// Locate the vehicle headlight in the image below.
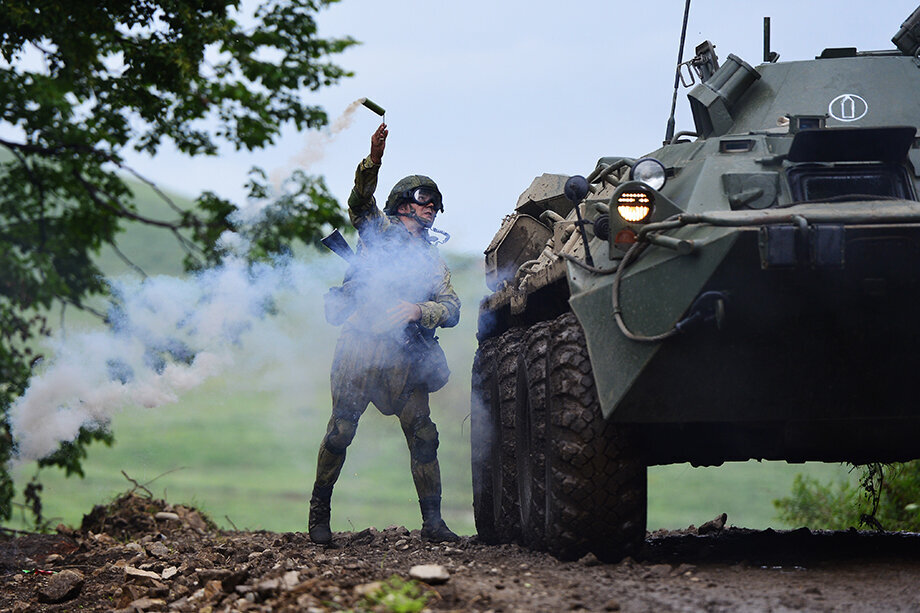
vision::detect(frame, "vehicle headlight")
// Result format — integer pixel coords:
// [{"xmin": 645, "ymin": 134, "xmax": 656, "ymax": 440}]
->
[
  {"xmin": 630, "ymin": 158, "xmax": 667, "ymax": 191},
  {"xmin": 616, "ymin": 189, "xmax": 653, "ymax": 223}
]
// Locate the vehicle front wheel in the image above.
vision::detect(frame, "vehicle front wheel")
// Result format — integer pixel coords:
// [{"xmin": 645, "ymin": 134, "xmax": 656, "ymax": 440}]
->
[{"xmin": 531, "ymin": 312, "xmax": 647, "ymax": 561}]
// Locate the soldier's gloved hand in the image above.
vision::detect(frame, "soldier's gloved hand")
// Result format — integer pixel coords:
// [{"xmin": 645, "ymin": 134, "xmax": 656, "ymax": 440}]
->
[
  {"xmin": 370, "ymin": 123, "xmax": 387, "ymax": 165},
  {"xmin": 383, "ymin": 300, "xmax": 422, "ymax": 330}
]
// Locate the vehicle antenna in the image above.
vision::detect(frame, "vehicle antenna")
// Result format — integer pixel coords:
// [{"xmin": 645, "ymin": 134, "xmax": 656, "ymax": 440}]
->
[
  {"xmin": 764, "ymin": 17, "xmax": 779, "ymax": 62},
  {"xmin": 764, "ymin": 16, "xmax": 771, "ymax": 63},
  {"xmin": 664, "ymin": 0, "xmax": 692, "ymax": 145}
]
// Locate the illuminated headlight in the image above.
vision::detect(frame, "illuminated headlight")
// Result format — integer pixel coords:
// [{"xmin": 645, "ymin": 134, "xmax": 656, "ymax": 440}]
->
[
  {"xmin": 630, "ymin": 158, "xmax": 667, "ymax": 191},
  {"xmin": 617, "ymin": 190, "xmax": 653, "ymax": 223}
]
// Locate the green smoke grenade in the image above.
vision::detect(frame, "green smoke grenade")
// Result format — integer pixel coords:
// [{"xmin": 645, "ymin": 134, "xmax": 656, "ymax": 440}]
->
[{"xmin": 361, "ymin": 98, "xmax": 386, "ymax": 117}]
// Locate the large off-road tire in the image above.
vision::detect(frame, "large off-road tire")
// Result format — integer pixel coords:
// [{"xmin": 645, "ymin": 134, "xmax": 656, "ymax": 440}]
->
[
  {"xmin": 514, "ymin": 321, "xmax": 552, "ymax": 550},
  {"xmin": 522, "ymin": 312, "xmax": 647, "ymax": 561},
  {"xmin": 470, "ymin": 335, "xmax": 500, "ymax": 542},
  {"xmin": 471, "ymin": 327, "xmax": 525, "ymax": 544}
]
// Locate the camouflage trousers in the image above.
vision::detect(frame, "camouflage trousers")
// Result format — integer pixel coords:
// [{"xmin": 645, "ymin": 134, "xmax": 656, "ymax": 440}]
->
[{"xmin": 312, "ymin": 331, "xmax": 442, "ymax": 500}]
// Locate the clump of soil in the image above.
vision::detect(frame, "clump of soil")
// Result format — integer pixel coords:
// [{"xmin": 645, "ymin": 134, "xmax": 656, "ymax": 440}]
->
[
  {"xmin": 2, "ymin": 494, "xmax": 920, "ymax": 612},
  {"xmin": 79, "ymin": 491, "xmax": 214, "ymax": 542}
]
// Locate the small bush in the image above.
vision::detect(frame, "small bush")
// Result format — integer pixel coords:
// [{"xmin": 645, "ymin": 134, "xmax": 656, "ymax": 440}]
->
[{"xmin": 774, "ymin": 461, "xmax": 920, "ymax": 531}]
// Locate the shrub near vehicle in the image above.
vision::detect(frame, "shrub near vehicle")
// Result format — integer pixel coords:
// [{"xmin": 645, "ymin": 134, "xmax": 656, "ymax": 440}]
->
[{"xmin": 471, "ymin": 5, "xmax": 920, "ymax": 561}]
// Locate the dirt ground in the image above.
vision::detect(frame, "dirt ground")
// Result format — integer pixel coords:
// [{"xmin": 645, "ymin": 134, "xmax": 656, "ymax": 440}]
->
[{"xmin": 2, "ymin": 493, "xmax": 919, "ymax": 612}]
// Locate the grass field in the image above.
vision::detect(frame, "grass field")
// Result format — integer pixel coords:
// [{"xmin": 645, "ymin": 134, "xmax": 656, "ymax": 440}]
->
[
  {"xmin": 8, "ymin": 252, "xmax": 856, "ymax": 536},
  {"xmin": 6, "ymin": 181, "xmax": 857, "ymax": 535},
  {"xmin": 9, "ymin": 378, "xmax": 855, "ymax": 535}
]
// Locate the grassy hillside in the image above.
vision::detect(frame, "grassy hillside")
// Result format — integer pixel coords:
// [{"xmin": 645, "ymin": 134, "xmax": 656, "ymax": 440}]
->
[{"xmin": 7, "ymin": 180, "xmax": 856, "ymax": 534}]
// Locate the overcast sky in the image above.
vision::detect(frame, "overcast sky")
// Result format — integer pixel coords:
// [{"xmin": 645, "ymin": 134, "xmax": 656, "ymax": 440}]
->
[{"xmin": 122, "ymin": 0, "xmax": 920, "ymax": 254}]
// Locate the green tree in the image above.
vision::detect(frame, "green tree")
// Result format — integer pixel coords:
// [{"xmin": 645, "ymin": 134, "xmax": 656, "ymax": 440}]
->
[{"xmin": 0, "ymin": 0, "xmax": 355, "ymax": 524}]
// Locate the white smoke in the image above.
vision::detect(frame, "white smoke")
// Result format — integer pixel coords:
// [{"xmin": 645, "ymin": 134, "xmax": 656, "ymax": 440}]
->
[
  {"xmin": 8, "ymin": 257, "xmax": 337, "ymax": 462},
  {"xmin": 8, "ymin": 99, "xmax": 384, "ymax": 464},
  {"xmin": 270, "ymin": 98, "xmax": 366, "ymax": 188}
]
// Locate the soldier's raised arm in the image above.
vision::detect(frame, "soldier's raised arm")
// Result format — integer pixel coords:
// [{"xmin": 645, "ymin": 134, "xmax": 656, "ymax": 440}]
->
[{"xmin": 347, "ymin": 123, "xmax": 388, "ymax": 232}]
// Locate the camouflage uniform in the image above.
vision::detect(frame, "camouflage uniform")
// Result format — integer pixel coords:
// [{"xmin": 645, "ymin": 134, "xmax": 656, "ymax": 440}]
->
[{"xmin": 309, "ymin": 155, "xmax": 460, "ymax": 543}]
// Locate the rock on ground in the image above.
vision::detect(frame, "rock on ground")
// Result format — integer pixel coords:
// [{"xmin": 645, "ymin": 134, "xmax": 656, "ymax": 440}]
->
[
  {"xmin": 409, "ymin": 563, "xmax": 450, "ymax": 584},
  {"xmin": 37, "ymin": 569, "xmax": 84, "ymax": 603}
]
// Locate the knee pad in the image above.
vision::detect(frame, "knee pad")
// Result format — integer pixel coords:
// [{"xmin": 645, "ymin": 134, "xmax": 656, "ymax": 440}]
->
[
  {"xmin": 410, "ymin": 417, "xmax": 439, "ymax": 464},
  {"xmin": 324, "ymin": 417, "xmax": 358, "ymax": 455}
]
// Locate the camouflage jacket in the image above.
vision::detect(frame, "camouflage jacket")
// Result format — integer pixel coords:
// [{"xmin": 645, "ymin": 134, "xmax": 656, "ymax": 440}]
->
[{"xmin": 341, "ymin": 156, "xmax": 460, "ymax": 335}]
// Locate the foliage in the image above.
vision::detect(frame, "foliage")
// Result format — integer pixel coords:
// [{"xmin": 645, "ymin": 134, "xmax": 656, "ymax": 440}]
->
[
  {"xmin": 193, "ymin": 167, "xmax": 348, "ymax": 268},
  {"xmin": 353, "ymin": 576, "xmax": 433, "ymax": 613},
  {"xmin": 774, "ymin": 461, "xmax": 920, "ymax": 531},
  {"xmin": 773, "ymin": 474, "xmax": 860, "ymax": 530},
  {"xmin": 0, "ymin": 0, "xmax": 355, "ymax": 523}
]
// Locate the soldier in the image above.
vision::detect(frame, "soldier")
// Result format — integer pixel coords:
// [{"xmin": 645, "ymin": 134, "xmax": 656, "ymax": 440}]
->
[{"xmin": 309, "ymin": 123, "xmax": 461, "ymax": 544}]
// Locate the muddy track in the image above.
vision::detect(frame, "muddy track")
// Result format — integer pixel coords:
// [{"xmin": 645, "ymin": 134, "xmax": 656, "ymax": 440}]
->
[{"xmin": 2, "ymin": 494, "xmax": 919, "ymax": 612}]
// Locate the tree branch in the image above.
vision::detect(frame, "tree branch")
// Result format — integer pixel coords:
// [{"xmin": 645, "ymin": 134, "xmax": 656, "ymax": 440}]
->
[
  {"xmin": 72, "ymin": 169, "xmax": 206, "ymax": 267},
  {"xmin": 0, "ymin": 137, "xmax": 177, "ymax": 231},
  {"xmin": 1, "ymin": 136, "xmax": 191, "ymax": 219},
  {"xmin": 74, "ymin": 171, "xmax": 183, "ymax": 229},
  {"xmin": 0, "ymin": 137, "xmax": 100, "ymax": 158},
  {"xmin": 170, "ymin": 228, "xmax": 205, "ymax": 266},
  {"xmin": 58, "ymin": 297, "xmax": 107, "ymax": 321},
  {"xmin": 2, "ymin": 137, "xmax": 228, "ymax": 270},
  {"xmin": 121, "ymin": 470, "xmax": 153, "ymax": 499},
  {"xmin": 0, "ymin": 140, "xmax": 47, "ymax": 248},
  {"xmin": 109, "ymin": 158, "xmax": 188, "ymax": 217},
  {"xmin": 108, "ymin": 241, "xmax": 148, "ymax": 278}
]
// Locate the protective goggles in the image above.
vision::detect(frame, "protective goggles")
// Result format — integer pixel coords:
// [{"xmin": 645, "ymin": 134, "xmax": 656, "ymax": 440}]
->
[{"xmin": 401, "ymin": 187, "xmax": 443, "ymax": 212}]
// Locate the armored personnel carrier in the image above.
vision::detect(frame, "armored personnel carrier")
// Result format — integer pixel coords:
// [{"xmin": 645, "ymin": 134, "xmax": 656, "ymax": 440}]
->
[{"xmin": 471, "ymin": 6, "xmax": 920, "ymax": 561}]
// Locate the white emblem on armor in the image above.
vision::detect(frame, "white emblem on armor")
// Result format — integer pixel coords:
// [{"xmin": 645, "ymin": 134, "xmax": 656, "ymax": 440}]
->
[{"xmin": 828, "ymin": 94, "xmax": 868, "ymax": 122}]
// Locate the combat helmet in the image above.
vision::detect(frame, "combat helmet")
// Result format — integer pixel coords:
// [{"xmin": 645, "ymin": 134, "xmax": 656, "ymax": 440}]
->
[{"xmin": 384, "ymin": 175, "xmax": 444, "ymax": 215}]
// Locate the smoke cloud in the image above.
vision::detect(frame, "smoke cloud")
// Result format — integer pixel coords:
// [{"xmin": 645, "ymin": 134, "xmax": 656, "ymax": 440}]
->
[
  {"xmin": 8, "ymin": 224, "xmax": 459, "ymax": 465},
  {"xmin": 8, "ymin": 256, "xmax": 340, "ymax": 463}
]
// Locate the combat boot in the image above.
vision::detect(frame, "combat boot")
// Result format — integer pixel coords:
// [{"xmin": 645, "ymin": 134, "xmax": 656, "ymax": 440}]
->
[
  {"xmin": 419, "ymin": 495, "xmax": 459, "ymax": 542},
  {"xmin": 308, "ymin": 484, "xmax": 333, "ymax": 545}
]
